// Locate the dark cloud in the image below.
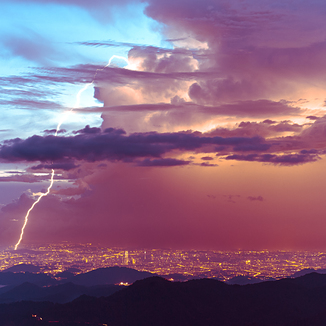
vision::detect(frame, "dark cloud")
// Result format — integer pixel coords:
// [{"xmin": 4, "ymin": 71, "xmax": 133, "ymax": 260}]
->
[
  {"xmin": 44, "ymin": 129, "xmax": 66, "ymax": 134},
  {"xmin": 206, "ymin": 120, "xmax": 304, "ymax": 138},
  {"xmin": 74, "ymin": 125, "xmax": 102, "ymax": 134},
  {"xmin": 225, "ymin": 153, "xmax": 319, "ymax": 165},
  {"xmin": 200, "ymin": 162, "xmax": 218, "ymax": 167},
  {"xmin": 247, "ymin": 196, "xmax": 264, "ymax": 202},
  {"xmin": 262, "ymin": 120, "xmax": 277, "ymax": 125},
  {"xmin": 137, "ymin": 158, "xmax": 190, "ymax": 167},
  {"xmin": 223, "ymin": 194, "xmax": 240, "ymax": 204},
  {"xmin": 31, "ymin": 161, "xmax": 80, "ymax": 171},
  {"xmin": 300, "ymin": 149, "xmax": 319, "ymax": 154},
  {"xmin": 0, "ymin": 128, "xmax": 271, "ymax": 166},
  {"xmin": 0, "ymin": 126, "xmax": 271, "ymax": 170},
  {"xmin": 103, "ymin": 127, "xmax": 126, "ymax": 134},
  {"xmin": 306, "ymin": 116, "xmax": 320, "ymax": 120},
  {"xmin": 2, "ymin": 122, "xmax": 325, "ymax": 168}
]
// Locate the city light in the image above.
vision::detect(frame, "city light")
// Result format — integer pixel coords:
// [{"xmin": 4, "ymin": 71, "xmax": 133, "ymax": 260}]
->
[{"xmin": 4, "ymin": 243, "xmax": 326, "ymax": 281}]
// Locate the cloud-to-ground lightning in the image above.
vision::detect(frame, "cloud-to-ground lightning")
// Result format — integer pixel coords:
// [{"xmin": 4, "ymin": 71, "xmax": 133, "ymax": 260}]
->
[
  {"xmin": 14, "ymin": 54, "xmax": 129, "ymax": 250},
  {"xmin": 14, "ymin": 170, "xmax": 55, "ymax": 250}
]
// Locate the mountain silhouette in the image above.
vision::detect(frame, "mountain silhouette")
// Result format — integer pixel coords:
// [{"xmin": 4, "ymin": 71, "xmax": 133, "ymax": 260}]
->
[
  {"xmin": 227, "ymin": 275, "xmax": 274, "ymax": 285},
  {"xmin": 0, "ymin": 266, "xmax": 155, "ymax": 288},
  {"xmin": 291, "ymin": 268, "xmax": 326, "ymax": 278},
  {"xmin": 67, "ymin": 266, "xmax": 155, "ymax": 286},
  {"xmin": 3, "ymin": 264, "xmax": 41, "ymax": 273},
  {"xmin": 0, "ymin": 282, "xmax": 122, "ymax": 304},
  {"xmin": 0, "ymin": 271, "xmax": 56, "ymax": 287},
  {"xmin": 2, "ymin": 273, "xmax": 326, "ymax": 325},
  {"xmin": 0, "ymin": 266, "xmax": 156, "ymax": 305}
]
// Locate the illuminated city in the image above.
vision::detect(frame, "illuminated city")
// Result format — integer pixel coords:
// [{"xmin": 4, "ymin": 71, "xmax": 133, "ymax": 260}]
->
[{"xmin": 2, "ymin": 243, "xmax": 326, "ymax": 281}]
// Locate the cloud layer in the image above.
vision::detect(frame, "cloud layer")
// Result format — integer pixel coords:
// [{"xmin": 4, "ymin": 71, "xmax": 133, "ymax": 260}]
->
[{"xmin": 2, "ymin": 0, "xmax": 326, "ymax": 250}]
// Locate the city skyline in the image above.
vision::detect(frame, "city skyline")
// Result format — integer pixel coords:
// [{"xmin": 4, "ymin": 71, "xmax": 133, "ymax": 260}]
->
[
  {"xmin": 1, "ymin": 0, "xmax": 326, "ymax": 250},
  {"xmin": 2, "ymin": 242, "xmax": 326, "ymax": 281}
]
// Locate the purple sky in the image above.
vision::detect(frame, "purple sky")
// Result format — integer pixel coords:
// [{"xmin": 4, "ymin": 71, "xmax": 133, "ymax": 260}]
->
[{"xmin": 1, "ymin": 0, "xmax": 326, "ymax": 250}]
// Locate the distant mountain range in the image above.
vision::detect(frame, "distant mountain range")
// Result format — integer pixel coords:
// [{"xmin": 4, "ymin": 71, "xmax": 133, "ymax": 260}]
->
[
  {"xmin": 2, "ymin": 273, "xmax": 326, "ymax": 325},
  {"xmin": 0, "ymin": 266, "xmax": 155, "ymax": 303},
  {"xmin": 0, "ymin": 265, "xmax": 155, "ymax": 285},
  {"xmin": 1, "ymin": 264, "xmax": 326, "ymax": 302},
  {"xmin": 0, "ymin": 269, "xmax": 56, "ymax": 287},
  {"xmin": 0, "ymin": 281, "xmax": 121, "ymax": 304},
  {"xmin": 4, "ymin": 264, "xmax": 42, "ymax": 273},
  {"xmin": 69, "ymin": 266, "xmax": 155, "ymax": 286}
]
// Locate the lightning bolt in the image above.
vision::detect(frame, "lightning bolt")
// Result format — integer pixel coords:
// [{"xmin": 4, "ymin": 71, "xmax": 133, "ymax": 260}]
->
[
  {"xmin": 14, "ymin": 54, "xmax": 129, "ymax": 250},
  {"xmin": 14, "ymin": 170, "xmax": 55, "ymax": 250}
]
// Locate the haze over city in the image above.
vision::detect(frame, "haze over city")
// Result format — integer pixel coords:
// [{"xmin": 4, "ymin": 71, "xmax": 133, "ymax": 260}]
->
[{"xmin": 1, "ymin": 0, "xmax": 326, "ymax": 252}]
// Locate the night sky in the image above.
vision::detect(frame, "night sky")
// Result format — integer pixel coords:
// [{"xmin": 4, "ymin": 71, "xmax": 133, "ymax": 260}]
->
[{"xmin": 1, "ymin": 0, "xmax": 326, "ymax": 250}]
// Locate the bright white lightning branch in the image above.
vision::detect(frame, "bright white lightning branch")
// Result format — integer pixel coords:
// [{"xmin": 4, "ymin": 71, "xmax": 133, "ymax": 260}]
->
[
  {"xmin": 56, "ymin": 55, "xmax": 129, "ymax": 131},
  {"xmin": 14, "ymin": 169, "xmax": 55, "ymax": 250},
  {"xmin": 14, "ymin": 55, "xmax": 129, "ymax": 250}
]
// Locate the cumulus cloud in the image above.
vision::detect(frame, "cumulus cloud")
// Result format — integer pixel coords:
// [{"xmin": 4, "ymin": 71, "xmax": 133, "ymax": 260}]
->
[{"xmin": 144, "ymin": 0, "xmax": 326, "ymax": 105}]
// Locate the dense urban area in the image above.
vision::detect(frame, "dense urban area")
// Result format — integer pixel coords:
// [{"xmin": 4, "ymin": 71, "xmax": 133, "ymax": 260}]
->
[{"xmin": 1, "ymin": 243, "xmax": 326, "ymax": 280}]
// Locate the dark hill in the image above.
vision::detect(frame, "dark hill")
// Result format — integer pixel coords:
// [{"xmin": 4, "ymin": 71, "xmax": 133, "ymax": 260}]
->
[
  {"xmin": 291, "ymin": 271, "xmax": 326, "ymax": 288},
  {"xmin": 4, "ymin": 264, "xmax": 41, "ymax": 273},
  {"xmin": 0, "ymin": 271, "xmax": 56, "ymax": 287},
  {"xmin": 227, "ymin": 275, "xmax": 269, "ymax": 285},
  {"xmin": 3, "ymin": 273, "xmax": 326, "ymax": 325},
  {"xmin": 0, "ymin": 281, "xmax": 122, "ymax": 304},
  {"xmin": 291, "ymin": 268, "xmax": 326, "ymax": 278},
  {"xmin": 0, "ymin": 282, "xmax": 43, "ymax": 303},
  {"xmin": 68, "ymin": 266, "xmax": 155, "ymax": 286},
  {"xmin": 0, "ymin": 266, "xmax": 154, "ymax": 288}
]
